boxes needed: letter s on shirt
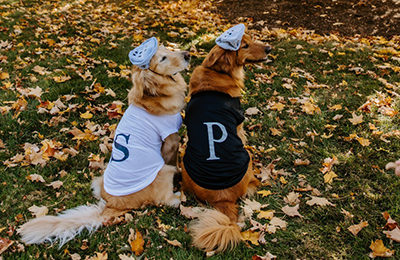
[111,133,130,162]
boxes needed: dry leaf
[306,196,335,207]
[28,205,48,217]
[46,180,63,189]
[26,174,45,182]
[382,212,399,230]
[257,190,272,197]
[282,204,303,218]
[348,112,363,125]
[294,159,310,166]
[383,227,400,243]
[369,239,394,258]
[252,252,277,260]
[284,192,300,205]
[257,210,275,220]
[179,205,204,219]
[246,107,260,115]
[242,199,268,218]
[241,229,260,245]
[347,221,368,236]
[356,137,371,147]
[270,102,285,111]
[269,217,287,229]
[323,171,338,184]
[0,237,14,254]
[129,229,144,256]
[118,255,135,260]
[165,238,182,247]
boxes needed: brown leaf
[347,221,368,236]
[0,237,14,254]
[164,238,182,247]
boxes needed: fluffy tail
[189,208,242,252]
[17,177,106,247]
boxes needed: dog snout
[264,46,272,54]
[183,51,190,62]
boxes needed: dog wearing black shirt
[181,33,271,252]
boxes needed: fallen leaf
[129,229,144,256]
[28,205,48,217]
[241,229,260,245]
[323,171,338,184]
[369,239,394,258]
[306,196,335,207]
[356,137,371,147]
[294,159,310,166]
[382,212,399,230]
[26,174,45,182]
[245,107,260,115]
[257,190,272,197]
[80,110,93,119]
[282,204,303,218]
[348,112,363,125]
[383,226,400,243]
[252,252,277,260]
[347,221,368,236]
[45,180,63,189]
[164,238,182,247]
[257,210,275,220]
[179,205,204,219]
[0,237,14,254]
[269,217,287,229]
[284,192,300,205]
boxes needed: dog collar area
[148,68,176,82]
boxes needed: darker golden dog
[182,33,271,252]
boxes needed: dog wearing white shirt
[18,38,190,246]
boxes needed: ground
[216,0,400,38]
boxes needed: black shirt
[183,91,250,190]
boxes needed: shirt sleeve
[158,113,183,141]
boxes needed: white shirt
[103,105,182,196]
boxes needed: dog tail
[189,207,242,252]
[17,177,106,247]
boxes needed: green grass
[1,0,400,259]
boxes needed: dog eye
[161,56,167,62]
[242,44,249,49]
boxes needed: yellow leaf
[369,239,394,258]
[257,210,275,220]
[257,190,272,197]
[323,171,338,184]
[130,229,144,256]
[356,137,370,147]
[53,75,71,83]
[241,230,260,245]
[80,111,93,119]
[270,102,285,111]
[0,72,9,80]
[270,128,282,136]
[280,176,287,184]
[329,104,342,110]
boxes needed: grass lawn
[1,0,399,259]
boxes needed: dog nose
[183,51,190,62]
[264,46,272,54]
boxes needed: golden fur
[182,33,271,252]
[18,45,190,246]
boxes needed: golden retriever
[18,42,190,246]
[181,33,271,252]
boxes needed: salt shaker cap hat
[215,24,245,51]
[129,37,158,69]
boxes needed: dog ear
[202,46,236,74]
[202,45,225,68]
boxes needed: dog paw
[169,197,181,208]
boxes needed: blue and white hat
[215,24,245,51]
[129,37,158,69]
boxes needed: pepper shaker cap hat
[215,24,245,51]
[129,37,158,69]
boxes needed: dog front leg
[237,123,247,145]
[161,133,180,166]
